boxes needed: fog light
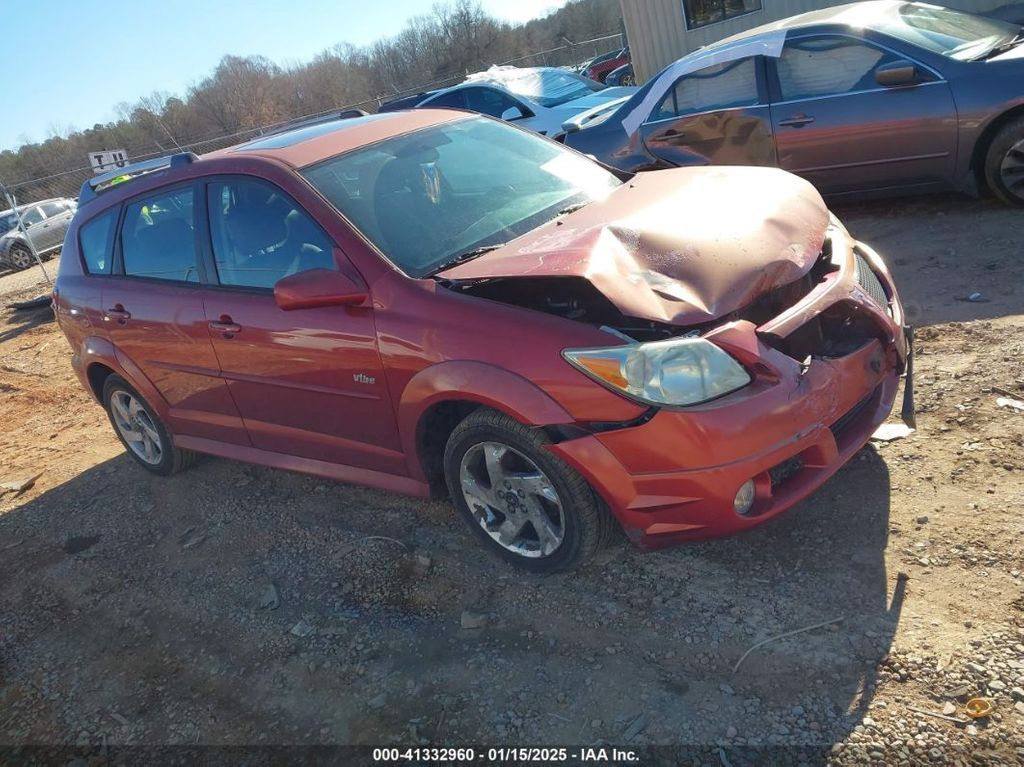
[733,480,756,516]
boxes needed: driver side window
[20,206,44,226]
[462,87,521,118]
[206,178,335,290]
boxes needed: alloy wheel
[999,137,1024,198]
[9,245,32,270]
[110,390,164,465]
[458,441,566,558]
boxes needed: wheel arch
[971,103,1024,190]
[398,361,576,491]
[79,336,169,415]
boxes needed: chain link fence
[0,31,624,281]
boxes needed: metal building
[621,0,1011,81]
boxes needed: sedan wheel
[984,117,1024,206]
[459,441,566,558]
[997,137,1024,201]
[8,244,32,270]
[444,408,615,571]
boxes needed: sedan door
[769,34,958,195]
[38,200,75,251]
[200,176,405,475]
[639,56,776,168]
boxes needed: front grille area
[853,251,888,310]
[769,456,804,489]
[829,384,880,439]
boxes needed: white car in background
[378,66,637,139]
[0,198,77,271]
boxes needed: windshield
[302,116,620,277]
[875,3,1020,60]
[477,68,605,107]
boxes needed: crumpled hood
[439,166,829,326]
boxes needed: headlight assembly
[563,336,750,407]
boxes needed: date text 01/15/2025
[372,747,640,762]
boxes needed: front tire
[102,375,197,476]
[8,244,33,270]
[983,117,1024,206]
[443,409,614,572]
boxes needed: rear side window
[650,58,759,121]
[121,188,198,282]
[40,201,67,217]
[78,209,117,275]
[425,90,467,109]
[206,177,334,289]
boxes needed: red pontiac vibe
[54,110,911,571]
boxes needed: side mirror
[501,106,527,121]
[875,60,918,87]
[274,268,368,311]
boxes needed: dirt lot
[1,194,1022,764]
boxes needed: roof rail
[78,152,198,205]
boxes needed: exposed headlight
[563,336,751,407]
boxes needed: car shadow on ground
[0,438,898,755]
[0,302,53,345]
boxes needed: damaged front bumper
[547,229,912,547]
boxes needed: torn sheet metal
[439,165,829,327]
[620,30,787,136]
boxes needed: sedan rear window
[302,117,620,278]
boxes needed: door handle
[209,317,241,335]
[104,306,131,323]
[662,128,686,139]
[779,114,815,128]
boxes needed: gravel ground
[0,194,1022,764]
[0,253,59,298]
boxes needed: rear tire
[983,117,1024,206]
[102,375,198,476]
[443,408,614,572]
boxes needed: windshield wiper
[428,243,506,275]
[972,32,1024,60]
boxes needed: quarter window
[777,37,902,101]
[121,188,198,282]
[206,178,335,289]
[78,209,118,275]
[651,58,759,122]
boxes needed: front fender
[397,360,575,477]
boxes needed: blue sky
[3,0,566,151]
